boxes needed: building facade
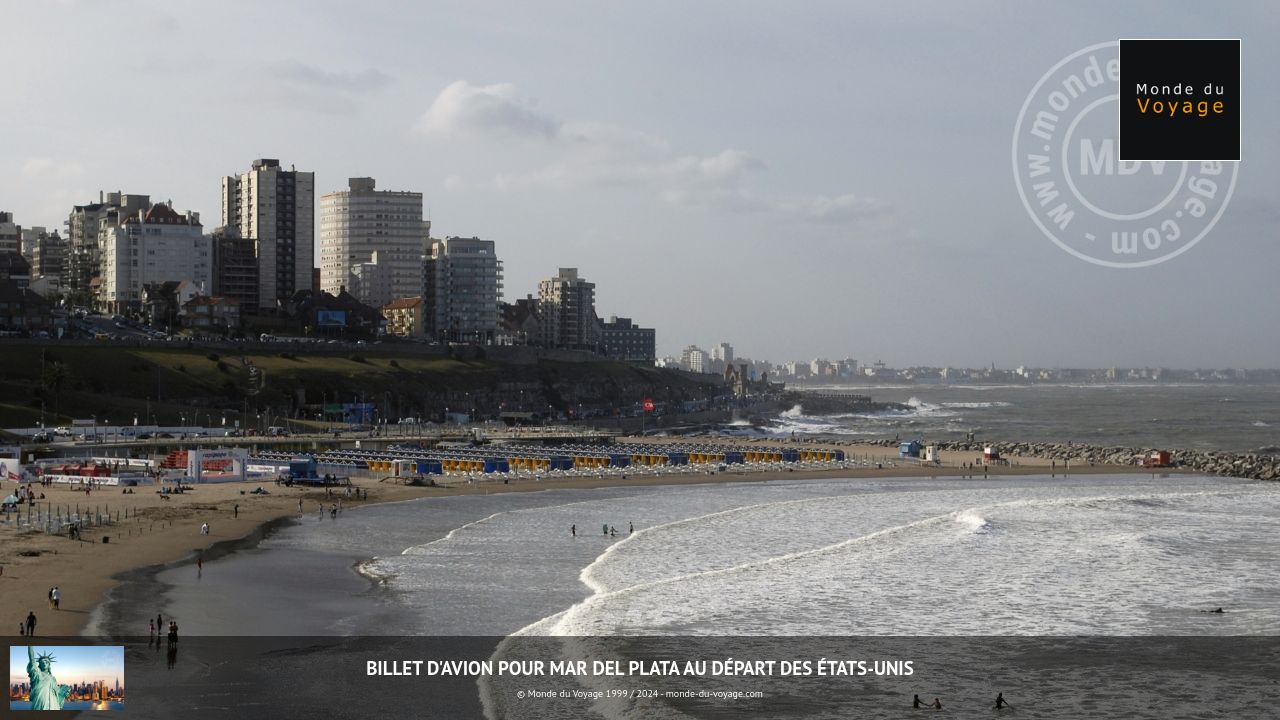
[66,192,152,297]
[99,204,211,313]
[423,236,502,343]
[210,226,260,312]
[319,177,426,309]
[221,159,314,312]
[0,211,19,254]
[537,267,598,350]
[382,296,425,337]
[600,316,656,362]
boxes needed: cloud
[227,60,393,116]
[421,79,889,227]
[22,157,85,180]
[417,80,560,139]
[273,60,392,93]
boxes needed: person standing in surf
[25,646,71,710]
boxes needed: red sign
[642,398,655,413]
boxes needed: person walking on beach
[51,587,60,610]
[200,522,209,535]
[25,611,36,637]
[149,619,155,637]
[47,587,54,609]
[629,521,634,535]
[234,504,239,518]
[298,499,303,514]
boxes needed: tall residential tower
[319,177,426,309]
[221,159,314,312]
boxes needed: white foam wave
[953,508,994,533]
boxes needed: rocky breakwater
[865,439,1280,481]
[782,391,907,416]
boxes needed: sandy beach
[0,437,1170,637]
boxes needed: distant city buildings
[538,267,598,350]
[5,157,656,353]
[99,203,211,314]
[710,342,734,364]
[222,159,314,312]
[320,177,427,309]
[681,345,709,373]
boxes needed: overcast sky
[2,1,1277,367]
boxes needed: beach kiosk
[899,440,923,459]
[922,445,941,463]
[1147,450,1171,468]
[983,446,1000,463]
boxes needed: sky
[2,1,1277,368]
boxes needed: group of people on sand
[914,692,1011,711]
[149,614,179,644]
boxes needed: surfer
[913,694,924,708]
[995,692,1011,710]
[1200,607,1224,613]
[929,698,942,709]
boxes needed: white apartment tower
[221,159,314,311]
[99,203,211,313]
[320,177,427,309]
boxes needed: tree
[41,360,71,421]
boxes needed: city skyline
[2,2,1278,367]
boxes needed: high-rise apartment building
[66,192,152,297]
[319,177,426,309]
[537,267,598,350]
[0,212,20,254]
[711,342,734,364]
[423,236,503,343]
[221,159,314,312]
[210,226,260,311]
[99,203,211,313]
[24,227,65,283]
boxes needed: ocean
[106,472,1280,638]
[757,383,1280,452]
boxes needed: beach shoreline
[1,437,1189,638]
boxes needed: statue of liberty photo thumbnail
[25,646,71,710]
